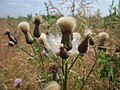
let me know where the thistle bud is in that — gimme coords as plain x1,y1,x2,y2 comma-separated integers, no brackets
89,37,94,45
8,41,15,47
33,16,42,38
5,29,10,35
43,81,60,90
78,35,90,54
49,65,59,81
18,22,34,44
5,29,18,44
59,46,69,59
57,17,76,51
115,46,120,52
98,32,109,50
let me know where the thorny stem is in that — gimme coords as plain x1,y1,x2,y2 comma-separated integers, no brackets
63,59,68,90
80,57,86,81
80,46,100,90
31,44,46,76
16,45,35,58
62,59,65,75
68,53,80,73
31,44,42,68
36,38,45,72
62,53,80,90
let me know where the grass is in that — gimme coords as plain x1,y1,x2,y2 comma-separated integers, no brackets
0,8,120,90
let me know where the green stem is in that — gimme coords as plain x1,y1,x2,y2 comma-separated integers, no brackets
80,59,98,90
16,45,35,58
80,57,86,82
62,59,65,75
80,46,99,90
68,54,80,73
36,38,45,72
31,44,42,67
63,60,68,90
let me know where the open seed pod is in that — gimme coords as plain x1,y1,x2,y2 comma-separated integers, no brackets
8,41,15,47
98,32,109,50
5,29,18,44
43,81,60,90
33,16,42,38
38,33,47,45
57,17,76,51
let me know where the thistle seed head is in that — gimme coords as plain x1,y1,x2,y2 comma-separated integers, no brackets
38,33,47,45
33,16,42,24
99,32,109,40
43,81,60,90
84,28,92,37
5,29,10,35
18,22,30,33
57,16,76,33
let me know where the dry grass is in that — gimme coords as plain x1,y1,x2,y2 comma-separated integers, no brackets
0,17,119,90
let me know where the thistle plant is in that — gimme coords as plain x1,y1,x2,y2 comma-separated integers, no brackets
18,22,34,44
5,14,119,90
33,16,42,38
43,81,60,90
49,65,59,81
14,78,22,89
5,29,18,46
98,32,109,50
57,16,76,51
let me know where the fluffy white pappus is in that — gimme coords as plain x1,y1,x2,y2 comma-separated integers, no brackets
46,33,62,53
69,32,81,54
46,32,81,54
99,32,109,40
34,16,42,23
56,16,76,33
18,22,30,33
84,28,92,37
39,33,47,44
43,81,60,90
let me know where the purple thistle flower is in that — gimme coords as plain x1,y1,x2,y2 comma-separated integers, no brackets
49,65,59,81
49,65,59,73
41,49,48,56
14,78,22,88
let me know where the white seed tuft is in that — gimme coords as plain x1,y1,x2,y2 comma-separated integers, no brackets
43,81,60,90
18,22,30,33
38,33,47,45
57,16,76,33
99,32,109,40
84,28,92,37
